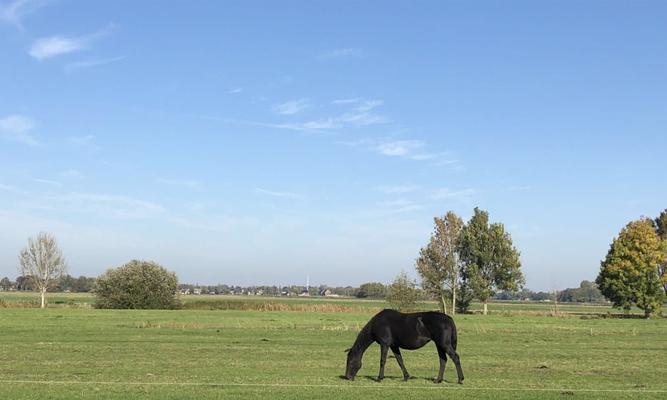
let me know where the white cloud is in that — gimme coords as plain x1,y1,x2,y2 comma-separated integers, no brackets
376,140,424,157
64,55,126,72
59,169,84,179
29,25,113,60
48,192,166,219
320,48,364,59
0,114,38,145
374,185,420,194
375,139,460,167
29,35,87,60
227,87,243,94
34,178,62,187
157,178,201,189
272,99,309,115
0,0,46,29
255,188,302,199
0,183,18,191
429,188,477,201
264,97,386,133
68,135,100,151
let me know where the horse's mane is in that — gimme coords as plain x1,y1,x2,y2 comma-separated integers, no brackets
349,319,373,353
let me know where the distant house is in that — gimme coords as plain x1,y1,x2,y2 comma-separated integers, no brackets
180,289,191,295
319,289,340,297
193,288,202,295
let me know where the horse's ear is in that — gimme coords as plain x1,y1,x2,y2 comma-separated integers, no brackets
344,348,351,353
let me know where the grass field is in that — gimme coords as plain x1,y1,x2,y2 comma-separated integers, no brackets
0,294,665,399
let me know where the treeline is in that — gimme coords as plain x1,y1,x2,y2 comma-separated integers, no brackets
0,275,96,292
494,280,605,303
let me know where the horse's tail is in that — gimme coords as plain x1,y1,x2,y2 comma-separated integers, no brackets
451,319,458,351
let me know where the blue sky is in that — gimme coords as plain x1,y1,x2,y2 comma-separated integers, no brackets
1,0,665,290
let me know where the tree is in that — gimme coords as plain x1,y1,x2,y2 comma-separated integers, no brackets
596,218,665,318
94,260,180,309
18,232,67,308
0,277,12,291
356,282,387,298
386,271,420,311
655,209,667,295
459,208,524,315
416,211,464,314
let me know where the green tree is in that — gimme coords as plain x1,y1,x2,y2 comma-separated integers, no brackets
459,208,524,315
416,211,464,314
596,218,665,318
655,209,667,295
386,271,420,311
94,260,180,309
18,232,68,308
356,282,387,298
0,277,12,291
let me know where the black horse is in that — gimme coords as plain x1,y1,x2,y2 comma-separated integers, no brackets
344,309,464,384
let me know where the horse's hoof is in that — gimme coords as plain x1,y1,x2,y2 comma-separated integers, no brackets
434,379,443,384
403,375,410,382
457,379,464,385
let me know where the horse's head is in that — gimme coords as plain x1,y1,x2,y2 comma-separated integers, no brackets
344,348,362,380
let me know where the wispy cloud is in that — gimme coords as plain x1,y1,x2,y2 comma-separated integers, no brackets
34,178,62,187
376,140,424,157
29,25,113,60
68,135,100,151
375,139,459,167
48,192,166,219
0,183,18,191
320,48,364,59
429,188,477,201
227,87,243,94
255,187,303,199
374,184,420,194
157,178,201,189
264,97,387,133
64,55,126,72
0,114,38,145
0,0,47,29
272,99,309,115
59,169,84,179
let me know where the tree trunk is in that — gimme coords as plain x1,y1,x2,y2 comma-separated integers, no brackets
439,293,447,314
40,288,46,309
644,308,651,319
451,286,456,316
483,300,488,315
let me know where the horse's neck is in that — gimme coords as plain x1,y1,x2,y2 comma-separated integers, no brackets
352,324,374,355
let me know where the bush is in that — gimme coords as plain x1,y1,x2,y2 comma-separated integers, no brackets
94,260,180,309
386,272,420,311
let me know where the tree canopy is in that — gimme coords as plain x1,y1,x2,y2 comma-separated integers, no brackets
596,218,665,317
416,211,464,314
458,208,524,315
94,260,180,309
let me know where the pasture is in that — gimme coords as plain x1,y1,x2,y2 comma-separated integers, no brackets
0,295,665,399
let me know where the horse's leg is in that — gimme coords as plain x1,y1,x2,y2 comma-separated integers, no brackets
377,344,388,382
391,346,410,381
434,345,447,383
443,344,464,384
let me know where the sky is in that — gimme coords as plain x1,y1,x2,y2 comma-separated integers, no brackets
1,0,665,291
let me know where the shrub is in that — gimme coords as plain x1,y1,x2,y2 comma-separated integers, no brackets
386,271,420,311
94,260,180,309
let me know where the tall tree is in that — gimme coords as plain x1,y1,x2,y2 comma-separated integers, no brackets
18,232,67,308
458,208,524,315
416,211,464,314
597,218,665,317
655,209,667,295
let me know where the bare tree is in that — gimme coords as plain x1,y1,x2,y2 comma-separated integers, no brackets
18,232,67,308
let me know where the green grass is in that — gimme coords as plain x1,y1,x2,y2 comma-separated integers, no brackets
0,299,665,399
